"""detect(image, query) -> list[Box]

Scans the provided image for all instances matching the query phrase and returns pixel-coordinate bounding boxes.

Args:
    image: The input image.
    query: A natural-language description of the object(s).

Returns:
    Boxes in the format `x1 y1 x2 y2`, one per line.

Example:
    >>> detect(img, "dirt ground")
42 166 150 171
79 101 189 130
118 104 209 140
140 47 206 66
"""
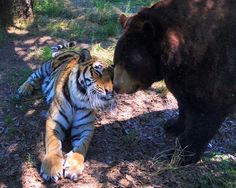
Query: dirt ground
0 29 236 187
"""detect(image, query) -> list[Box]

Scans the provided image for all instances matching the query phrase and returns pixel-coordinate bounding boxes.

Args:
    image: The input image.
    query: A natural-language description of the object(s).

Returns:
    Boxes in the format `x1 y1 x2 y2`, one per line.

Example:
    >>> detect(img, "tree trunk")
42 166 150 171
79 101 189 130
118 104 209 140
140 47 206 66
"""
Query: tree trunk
0 0 34 27
13 0 34 20
0 0 13 27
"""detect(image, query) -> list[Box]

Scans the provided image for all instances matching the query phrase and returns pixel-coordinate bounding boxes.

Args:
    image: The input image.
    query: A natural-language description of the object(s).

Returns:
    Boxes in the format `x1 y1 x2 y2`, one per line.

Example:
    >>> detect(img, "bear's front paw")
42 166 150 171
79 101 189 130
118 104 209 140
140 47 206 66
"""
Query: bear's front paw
164 119 185 136
63 151 84 181
40 153 64 182
17 82 34 98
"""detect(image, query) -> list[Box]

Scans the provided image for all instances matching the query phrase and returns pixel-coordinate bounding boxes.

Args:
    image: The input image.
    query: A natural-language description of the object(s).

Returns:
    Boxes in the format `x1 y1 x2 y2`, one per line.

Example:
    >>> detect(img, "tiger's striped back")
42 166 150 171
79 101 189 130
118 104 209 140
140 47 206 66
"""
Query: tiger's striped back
42 50 80 103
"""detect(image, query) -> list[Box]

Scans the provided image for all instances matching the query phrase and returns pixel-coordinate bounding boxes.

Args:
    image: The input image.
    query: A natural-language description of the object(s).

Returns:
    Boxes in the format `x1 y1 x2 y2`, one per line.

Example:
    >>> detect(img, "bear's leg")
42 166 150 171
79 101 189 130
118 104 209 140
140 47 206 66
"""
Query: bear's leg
164 105 186 136
176 109 226 165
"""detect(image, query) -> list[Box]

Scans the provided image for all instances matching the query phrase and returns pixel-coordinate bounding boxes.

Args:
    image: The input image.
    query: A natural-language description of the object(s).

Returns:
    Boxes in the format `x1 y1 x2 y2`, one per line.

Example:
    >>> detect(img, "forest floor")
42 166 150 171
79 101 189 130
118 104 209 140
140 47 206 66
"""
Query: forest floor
0 0 235 187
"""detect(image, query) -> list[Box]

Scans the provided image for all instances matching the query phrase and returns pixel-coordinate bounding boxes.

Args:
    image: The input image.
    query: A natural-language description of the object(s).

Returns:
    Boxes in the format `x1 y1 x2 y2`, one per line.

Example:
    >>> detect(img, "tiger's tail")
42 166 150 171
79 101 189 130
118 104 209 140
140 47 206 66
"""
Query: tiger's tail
51 41 77 58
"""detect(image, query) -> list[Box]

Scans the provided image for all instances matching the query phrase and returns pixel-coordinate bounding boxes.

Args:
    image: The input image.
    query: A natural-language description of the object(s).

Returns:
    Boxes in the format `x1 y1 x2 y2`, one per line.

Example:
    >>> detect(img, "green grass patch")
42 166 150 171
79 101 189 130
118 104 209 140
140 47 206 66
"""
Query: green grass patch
152 152 236 188
94 0 112 12
68 21 86 39
91 43 114 64
31 0 159 43
41 46 52 61
34 0 64 17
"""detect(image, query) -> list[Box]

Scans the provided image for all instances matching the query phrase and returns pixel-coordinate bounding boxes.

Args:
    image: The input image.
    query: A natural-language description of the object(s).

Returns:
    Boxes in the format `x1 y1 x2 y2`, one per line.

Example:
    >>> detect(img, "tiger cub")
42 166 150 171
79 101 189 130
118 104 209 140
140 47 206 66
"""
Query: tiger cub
17 42 115 182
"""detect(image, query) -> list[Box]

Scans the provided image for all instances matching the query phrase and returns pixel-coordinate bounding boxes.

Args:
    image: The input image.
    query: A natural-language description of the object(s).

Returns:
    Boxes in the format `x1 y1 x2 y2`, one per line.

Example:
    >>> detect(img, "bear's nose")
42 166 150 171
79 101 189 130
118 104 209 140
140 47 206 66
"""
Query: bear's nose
113 85 120 94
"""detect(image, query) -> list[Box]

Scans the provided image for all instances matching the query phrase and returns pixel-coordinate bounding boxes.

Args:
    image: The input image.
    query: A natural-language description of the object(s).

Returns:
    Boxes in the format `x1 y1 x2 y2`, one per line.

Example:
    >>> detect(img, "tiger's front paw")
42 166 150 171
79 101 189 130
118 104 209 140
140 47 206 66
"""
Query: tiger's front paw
40 153 64 182
63 151 85 181
17 82 34 98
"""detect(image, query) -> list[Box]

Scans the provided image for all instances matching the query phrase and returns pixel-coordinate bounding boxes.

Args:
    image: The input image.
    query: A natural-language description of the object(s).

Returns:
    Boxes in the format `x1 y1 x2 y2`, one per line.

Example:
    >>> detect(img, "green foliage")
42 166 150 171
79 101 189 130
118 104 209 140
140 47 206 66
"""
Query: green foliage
94 0 112 12
87 6 120 41
32 0 157 43
41 46 52 62
68 21 86 39
34 0 64 17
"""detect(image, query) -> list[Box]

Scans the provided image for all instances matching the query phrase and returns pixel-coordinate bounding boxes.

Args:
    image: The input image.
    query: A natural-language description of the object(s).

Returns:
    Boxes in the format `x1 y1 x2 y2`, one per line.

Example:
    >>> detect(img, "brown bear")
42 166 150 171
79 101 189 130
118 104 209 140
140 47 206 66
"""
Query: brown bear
113 0 236 165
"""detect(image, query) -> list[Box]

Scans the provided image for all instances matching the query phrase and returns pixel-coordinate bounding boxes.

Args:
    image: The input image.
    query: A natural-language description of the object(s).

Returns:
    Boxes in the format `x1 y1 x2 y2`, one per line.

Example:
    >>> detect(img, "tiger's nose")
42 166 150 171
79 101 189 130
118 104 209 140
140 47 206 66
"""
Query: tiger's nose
105 89 113 99
105 88 113 95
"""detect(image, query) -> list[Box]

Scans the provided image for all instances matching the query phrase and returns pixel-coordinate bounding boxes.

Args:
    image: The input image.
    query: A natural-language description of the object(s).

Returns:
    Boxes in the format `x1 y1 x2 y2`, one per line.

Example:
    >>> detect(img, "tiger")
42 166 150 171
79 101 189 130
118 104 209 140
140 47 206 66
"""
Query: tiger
17 42 115 182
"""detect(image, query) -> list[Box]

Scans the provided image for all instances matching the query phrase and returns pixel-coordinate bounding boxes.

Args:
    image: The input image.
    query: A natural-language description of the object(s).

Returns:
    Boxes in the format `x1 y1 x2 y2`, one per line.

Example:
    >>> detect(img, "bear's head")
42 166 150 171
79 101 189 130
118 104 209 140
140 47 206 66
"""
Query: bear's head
113 13 165 94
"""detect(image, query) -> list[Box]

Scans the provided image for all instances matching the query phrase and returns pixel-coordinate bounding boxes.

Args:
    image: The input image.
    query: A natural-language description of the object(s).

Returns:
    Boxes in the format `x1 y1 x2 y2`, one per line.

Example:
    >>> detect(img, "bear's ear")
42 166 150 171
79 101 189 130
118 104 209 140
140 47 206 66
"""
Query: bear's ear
120 14 127 28
142 21 155 39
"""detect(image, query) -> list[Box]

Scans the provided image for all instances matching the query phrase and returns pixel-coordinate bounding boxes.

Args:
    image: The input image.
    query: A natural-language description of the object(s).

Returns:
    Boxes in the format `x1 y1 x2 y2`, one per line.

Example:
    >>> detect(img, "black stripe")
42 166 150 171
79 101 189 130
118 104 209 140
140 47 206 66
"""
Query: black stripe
73 111 93 127
78 134 91 141
78 128 94 136
35 70 40 78
62 77 72 105
76 71 87 94
54 120 67 132
74 106 86 111
71 135 81 142
77 82 87 95
71 128 93 140
76 66 88 94
76 68 80 79
73 121 94 128
58 54 73 61
79 111 92 121
58 108 70 125
46 63 51 75
54 97 70 125
52 59 69 71
42 63 46 76
83 66 89 84
45 81 54 96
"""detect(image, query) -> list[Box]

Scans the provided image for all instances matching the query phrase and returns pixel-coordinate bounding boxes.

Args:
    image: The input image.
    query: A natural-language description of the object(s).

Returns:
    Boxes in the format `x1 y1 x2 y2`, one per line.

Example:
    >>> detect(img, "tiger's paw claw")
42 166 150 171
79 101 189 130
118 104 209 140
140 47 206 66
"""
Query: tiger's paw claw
63 151 84 181
40 153 64 182
17 82 34 98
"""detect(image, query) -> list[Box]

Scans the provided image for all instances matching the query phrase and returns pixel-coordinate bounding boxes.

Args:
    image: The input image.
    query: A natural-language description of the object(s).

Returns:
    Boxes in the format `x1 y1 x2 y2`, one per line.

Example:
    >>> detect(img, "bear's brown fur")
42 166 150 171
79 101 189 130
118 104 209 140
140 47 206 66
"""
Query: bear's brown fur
113 0 236 164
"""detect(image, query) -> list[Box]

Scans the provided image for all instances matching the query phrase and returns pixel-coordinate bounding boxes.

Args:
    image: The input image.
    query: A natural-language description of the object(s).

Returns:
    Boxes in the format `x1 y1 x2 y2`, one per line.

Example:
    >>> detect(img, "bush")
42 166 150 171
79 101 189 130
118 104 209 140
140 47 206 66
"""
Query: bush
34 0 64 17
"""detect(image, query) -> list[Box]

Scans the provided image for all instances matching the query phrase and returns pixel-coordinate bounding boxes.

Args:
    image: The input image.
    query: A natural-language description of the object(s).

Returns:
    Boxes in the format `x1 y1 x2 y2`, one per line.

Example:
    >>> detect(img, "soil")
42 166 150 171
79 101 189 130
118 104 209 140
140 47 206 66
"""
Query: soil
0 30 235 188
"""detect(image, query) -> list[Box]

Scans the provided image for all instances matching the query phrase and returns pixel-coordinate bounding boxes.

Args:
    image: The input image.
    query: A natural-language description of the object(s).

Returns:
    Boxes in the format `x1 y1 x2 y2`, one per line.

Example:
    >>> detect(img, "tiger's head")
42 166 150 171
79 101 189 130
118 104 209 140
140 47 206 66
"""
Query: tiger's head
75 49 115 111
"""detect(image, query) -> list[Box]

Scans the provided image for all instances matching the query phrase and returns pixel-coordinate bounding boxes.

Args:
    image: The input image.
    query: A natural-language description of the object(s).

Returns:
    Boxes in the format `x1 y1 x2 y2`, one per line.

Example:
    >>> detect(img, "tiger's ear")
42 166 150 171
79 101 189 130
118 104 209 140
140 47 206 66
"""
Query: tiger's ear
80 48 91 62
120 14 127 28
